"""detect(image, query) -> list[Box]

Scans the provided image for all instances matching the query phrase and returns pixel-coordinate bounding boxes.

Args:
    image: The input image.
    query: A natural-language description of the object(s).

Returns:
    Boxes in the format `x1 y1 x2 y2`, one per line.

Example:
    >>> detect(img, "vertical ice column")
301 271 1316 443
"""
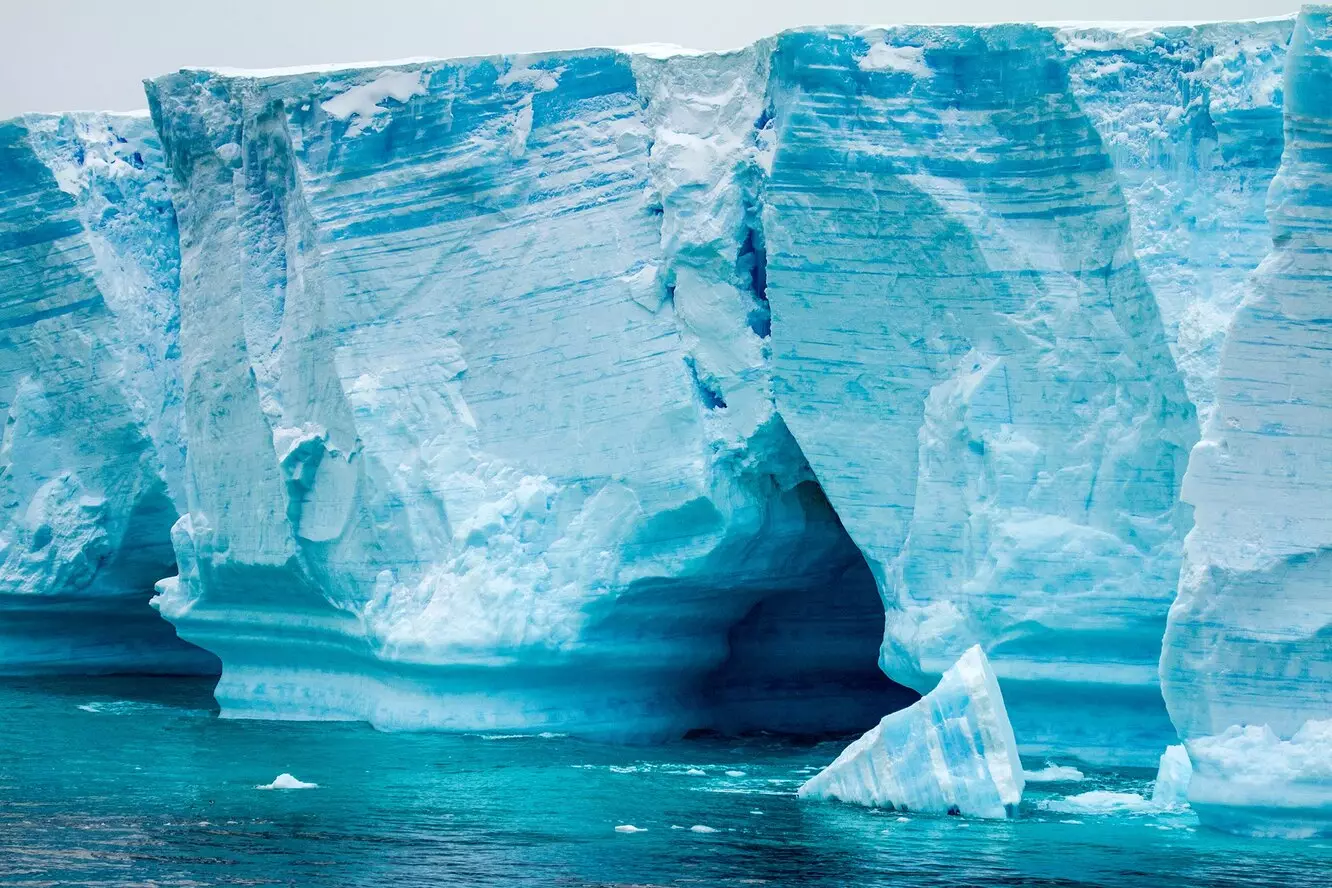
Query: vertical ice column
1161 5 1332 839
765 24 1196 765
0 113 216 674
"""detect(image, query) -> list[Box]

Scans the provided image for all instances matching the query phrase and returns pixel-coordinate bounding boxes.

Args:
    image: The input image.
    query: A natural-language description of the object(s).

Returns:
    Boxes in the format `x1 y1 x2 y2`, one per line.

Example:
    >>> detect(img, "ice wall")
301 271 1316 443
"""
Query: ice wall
144 47 908 737
1160 6 1332 838
0 112 218 674
763 24 1202 764
134 17 1307 757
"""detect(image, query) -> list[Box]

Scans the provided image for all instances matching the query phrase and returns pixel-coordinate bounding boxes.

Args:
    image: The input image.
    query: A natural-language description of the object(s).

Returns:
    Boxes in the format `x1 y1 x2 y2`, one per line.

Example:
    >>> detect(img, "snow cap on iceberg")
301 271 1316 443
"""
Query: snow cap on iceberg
798 645 1024 818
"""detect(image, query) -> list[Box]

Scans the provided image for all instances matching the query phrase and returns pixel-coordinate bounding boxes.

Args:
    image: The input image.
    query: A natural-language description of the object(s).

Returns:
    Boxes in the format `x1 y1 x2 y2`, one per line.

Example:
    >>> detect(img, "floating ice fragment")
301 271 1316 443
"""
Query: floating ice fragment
685 768 707 776
256 773 318 790
690 824 718 833
725 770 746 777
1024 764 1086 783
798 645 1024 818
614 824 647 833
1039 791 1154 815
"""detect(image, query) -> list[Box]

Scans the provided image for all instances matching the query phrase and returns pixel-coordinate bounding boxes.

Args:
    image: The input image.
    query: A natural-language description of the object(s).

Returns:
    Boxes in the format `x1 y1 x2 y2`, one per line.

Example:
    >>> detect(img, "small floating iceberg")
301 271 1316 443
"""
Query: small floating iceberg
798 645 1024 818
256 773 318 790
614 824 647 833
1038 790 1155 815
1024 764 1085 783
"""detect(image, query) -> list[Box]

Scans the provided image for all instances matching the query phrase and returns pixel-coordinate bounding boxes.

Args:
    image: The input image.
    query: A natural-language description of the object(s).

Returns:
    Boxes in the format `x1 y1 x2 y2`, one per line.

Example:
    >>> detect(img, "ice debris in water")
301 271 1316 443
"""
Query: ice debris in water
1151 745 1192 808
1038 791 1155 816
1184 721 1332 838
798 645 1024 818
690 824 718 833
256 773 318 790
1024 764 1086 783
614 824 647 833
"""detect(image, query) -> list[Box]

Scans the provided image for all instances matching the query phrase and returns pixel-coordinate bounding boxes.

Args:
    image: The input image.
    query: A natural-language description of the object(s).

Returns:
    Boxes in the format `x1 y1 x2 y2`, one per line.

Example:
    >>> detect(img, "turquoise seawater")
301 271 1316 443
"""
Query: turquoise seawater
1 677 1329 887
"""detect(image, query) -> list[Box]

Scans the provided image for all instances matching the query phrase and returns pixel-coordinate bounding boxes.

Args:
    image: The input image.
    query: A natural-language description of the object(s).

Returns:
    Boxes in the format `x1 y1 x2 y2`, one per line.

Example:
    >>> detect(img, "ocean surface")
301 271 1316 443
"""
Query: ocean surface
1 676 1328 887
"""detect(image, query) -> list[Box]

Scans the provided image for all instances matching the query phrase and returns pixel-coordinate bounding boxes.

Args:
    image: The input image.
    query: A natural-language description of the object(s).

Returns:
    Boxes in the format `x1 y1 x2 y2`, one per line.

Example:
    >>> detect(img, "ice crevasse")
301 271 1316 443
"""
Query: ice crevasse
0 7 1329 837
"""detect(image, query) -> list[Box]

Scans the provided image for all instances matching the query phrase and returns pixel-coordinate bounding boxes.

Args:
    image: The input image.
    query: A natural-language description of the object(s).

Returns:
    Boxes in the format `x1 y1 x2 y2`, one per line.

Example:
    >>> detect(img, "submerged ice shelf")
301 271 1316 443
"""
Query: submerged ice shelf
2 7 1331 839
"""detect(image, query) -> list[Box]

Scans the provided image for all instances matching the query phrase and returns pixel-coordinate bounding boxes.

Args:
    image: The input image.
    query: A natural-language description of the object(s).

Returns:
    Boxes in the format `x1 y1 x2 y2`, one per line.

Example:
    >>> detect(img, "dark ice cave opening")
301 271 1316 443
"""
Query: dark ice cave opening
696 480 919 739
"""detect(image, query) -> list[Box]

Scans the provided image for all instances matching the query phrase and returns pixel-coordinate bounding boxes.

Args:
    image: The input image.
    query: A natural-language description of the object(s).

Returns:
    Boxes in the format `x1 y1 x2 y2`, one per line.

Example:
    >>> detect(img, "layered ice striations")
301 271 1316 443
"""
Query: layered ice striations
144 47 906 736
0 113 218 674
4 14 1331 836
764 24 1201 764
798 645 1024 819
1160 6 1332 839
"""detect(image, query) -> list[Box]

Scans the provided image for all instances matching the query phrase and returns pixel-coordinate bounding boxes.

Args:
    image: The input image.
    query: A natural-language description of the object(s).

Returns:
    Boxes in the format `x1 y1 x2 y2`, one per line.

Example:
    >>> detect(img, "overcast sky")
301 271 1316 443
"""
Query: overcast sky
1 0 1299 117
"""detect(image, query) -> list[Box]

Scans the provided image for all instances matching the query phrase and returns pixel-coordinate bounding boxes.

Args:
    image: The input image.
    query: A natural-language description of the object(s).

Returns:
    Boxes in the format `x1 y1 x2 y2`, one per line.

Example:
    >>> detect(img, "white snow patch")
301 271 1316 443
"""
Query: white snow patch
857 43 930 77
321 70 427 137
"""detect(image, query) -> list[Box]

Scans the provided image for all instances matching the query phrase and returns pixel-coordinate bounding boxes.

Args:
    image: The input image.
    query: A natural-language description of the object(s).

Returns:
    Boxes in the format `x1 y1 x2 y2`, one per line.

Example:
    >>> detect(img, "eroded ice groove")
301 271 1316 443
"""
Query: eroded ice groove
1160 6 1332 839
763 24 1198 765
146 47 908 737
798 646 1024 818
1059 19 1292 426
0 113 218 674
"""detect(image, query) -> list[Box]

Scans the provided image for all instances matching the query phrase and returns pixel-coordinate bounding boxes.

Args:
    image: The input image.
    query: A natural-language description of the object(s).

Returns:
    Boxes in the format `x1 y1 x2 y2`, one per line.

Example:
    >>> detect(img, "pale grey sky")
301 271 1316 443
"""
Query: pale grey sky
1 0 1300 117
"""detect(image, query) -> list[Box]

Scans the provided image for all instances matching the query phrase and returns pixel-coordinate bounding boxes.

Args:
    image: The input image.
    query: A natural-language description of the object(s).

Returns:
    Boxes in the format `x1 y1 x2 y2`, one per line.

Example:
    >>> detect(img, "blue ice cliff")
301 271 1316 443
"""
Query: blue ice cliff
1 7 1330 838
0 113 217 674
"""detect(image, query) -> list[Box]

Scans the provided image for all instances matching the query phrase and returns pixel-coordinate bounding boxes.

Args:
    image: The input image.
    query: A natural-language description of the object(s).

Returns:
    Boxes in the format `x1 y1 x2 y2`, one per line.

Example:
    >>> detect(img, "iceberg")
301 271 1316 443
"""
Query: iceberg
0 112 217 674
1 10 1330 834
130 21 1221 753
797 646 1024 818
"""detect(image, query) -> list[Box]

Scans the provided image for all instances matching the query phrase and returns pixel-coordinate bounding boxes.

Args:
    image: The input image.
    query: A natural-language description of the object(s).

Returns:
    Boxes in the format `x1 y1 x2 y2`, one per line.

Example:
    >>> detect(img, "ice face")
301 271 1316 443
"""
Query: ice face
797 645 1025 819
764 23 1203 765
1159 6 1332 839
143 49 909 737
0 113 218 674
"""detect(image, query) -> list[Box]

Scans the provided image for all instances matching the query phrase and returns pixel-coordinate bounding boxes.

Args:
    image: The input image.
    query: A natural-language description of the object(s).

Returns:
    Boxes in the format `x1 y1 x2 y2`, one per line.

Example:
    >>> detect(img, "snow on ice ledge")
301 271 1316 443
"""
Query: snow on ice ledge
798 646 1024 818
